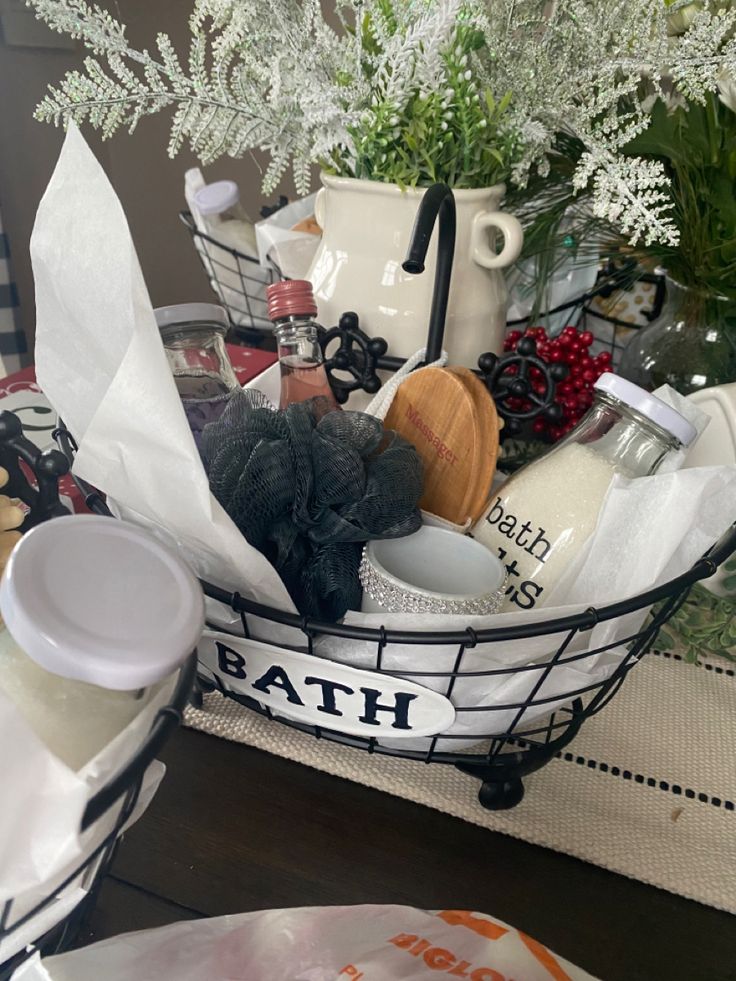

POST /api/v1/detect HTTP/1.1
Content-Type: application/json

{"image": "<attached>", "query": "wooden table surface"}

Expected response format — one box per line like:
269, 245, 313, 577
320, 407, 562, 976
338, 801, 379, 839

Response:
77, 726, 736, 981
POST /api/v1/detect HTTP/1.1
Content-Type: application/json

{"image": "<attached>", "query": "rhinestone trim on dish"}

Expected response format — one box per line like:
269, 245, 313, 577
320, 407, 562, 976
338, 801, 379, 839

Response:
359, 548, 507, 616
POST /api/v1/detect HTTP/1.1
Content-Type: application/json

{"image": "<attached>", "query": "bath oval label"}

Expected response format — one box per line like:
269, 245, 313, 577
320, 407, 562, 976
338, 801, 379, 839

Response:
197, 630, 456, 739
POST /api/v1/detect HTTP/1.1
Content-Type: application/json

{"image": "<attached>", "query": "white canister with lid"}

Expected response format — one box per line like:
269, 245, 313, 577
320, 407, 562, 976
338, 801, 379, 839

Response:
0, 515, 204, 770
472, 374, 698, 613
193, 180, 258, 256
684, 382, 736, 469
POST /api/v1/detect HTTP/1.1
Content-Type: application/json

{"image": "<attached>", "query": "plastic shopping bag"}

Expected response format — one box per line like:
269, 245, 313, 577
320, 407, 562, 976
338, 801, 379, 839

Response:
14, 904, 597, 980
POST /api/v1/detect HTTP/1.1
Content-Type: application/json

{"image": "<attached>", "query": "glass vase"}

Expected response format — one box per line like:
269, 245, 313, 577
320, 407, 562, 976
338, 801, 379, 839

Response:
618, 278, 736, 394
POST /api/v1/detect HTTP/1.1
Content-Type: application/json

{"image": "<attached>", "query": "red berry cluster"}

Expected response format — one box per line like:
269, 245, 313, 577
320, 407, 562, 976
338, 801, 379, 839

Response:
503, 325, 613, 441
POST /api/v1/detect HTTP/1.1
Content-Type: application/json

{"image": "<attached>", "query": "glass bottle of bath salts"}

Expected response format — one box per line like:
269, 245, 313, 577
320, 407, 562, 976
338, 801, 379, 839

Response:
0, 516, 203, 771
472, 374, 697, 612
267, 280, 340, 414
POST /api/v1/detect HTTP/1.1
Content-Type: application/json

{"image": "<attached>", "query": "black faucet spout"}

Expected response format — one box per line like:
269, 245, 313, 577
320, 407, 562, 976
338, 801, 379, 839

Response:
402, 182, 456, 363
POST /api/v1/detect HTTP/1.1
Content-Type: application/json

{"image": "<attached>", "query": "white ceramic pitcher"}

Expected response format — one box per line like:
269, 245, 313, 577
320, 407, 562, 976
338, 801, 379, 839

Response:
307, 174, 523, 367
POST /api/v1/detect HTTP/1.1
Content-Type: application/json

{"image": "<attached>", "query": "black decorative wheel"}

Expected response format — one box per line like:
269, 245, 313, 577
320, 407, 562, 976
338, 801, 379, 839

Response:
319, 312, 388, 404
477, 336, 568, 437
0, 411, 71, 529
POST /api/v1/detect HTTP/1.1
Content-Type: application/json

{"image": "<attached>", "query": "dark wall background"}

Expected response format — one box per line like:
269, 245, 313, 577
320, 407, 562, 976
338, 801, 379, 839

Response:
0, 0, 298, 350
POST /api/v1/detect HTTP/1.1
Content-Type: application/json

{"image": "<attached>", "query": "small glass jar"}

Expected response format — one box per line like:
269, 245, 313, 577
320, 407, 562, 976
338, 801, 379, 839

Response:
0, 516, 203, 771
472, 374, 697, 612
266, 280, 339, 414
155, 303, 240, 439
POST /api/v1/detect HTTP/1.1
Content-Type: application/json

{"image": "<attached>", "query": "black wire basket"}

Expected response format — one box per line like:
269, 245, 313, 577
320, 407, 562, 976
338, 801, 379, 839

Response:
52, 443, 736, 814
0, 411, 196, 979
180, 211, 279, 348
56, 184, 734, 813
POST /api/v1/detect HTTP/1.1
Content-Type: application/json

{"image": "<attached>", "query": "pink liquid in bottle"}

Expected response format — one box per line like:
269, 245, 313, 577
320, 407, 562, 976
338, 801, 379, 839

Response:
279, 357, 339, 412
267, 279, 341, 417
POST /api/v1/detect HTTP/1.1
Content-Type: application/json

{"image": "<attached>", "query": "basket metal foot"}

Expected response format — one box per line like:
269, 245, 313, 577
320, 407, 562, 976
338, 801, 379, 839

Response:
478, 778, 525, 811
190, 674, 216, 709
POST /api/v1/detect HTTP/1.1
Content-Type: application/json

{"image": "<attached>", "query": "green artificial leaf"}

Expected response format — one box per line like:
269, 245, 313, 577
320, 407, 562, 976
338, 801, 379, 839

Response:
718, 238, 736, 265
625, 99, 687, 163
712, 170, 736, 212
652, 580, 736, 666
656, 627, 676, 650
680, 100, 715, 165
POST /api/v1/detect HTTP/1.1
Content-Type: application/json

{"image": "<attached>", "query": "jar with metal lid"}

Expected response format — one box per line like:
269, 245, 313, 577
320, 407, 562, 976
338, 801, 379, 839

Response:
0, 515, 203, 770
155, 303, 240, 440
472, 373, 699, 612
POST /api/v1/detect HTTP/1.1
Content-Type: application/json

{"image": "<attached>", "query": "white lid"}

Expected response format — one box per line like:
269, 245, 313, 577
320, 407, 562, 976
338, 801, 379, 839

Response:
0, 515, 204, 691
154, 303, 228, 332
193, 180, 240, 215
594, 373, 698, 447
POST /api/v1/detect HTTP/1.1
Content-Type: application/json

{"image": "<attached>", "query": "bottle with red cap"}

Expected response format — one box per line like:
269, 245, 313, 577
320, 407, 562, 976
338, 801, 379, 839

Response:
266, 280, 340, 414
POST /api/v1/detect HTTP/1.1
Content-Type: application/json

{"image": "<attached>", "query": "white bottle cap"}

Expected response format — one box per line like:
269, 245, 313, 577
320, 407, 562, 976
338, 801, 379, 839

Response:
0, 516, 204, 691
594, 373, 698, 447
154, 303, 229, 335
193, 180, 240, 216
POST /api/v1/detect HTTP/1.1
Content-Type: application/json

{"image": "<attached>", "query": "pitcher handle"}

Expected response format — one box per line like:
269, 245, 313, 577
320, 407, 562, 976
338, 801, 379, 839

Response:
472, 210, 523, 270
314, 187, 326, 229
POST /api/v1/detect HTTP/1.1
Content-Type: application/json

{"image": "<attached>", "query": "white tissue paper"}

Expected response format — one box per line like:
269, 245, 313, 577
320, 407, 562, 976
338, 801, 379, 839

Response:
255, 193, 320, 279
32, 126, 299, 647
0, 676, 174, 965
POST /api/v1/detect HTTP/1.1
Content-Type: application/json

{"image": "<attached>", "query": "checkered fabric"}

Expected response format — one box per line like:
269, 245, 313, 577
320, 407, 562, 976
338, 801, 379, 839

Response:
0, 204, 28, 377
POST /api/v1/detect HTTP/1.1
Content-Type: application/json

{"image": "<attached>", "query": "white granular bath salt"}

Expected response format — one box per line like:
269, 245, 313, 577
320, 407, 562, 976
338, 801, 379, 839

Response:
0, 628, 157, 771
472, 442, 617, 612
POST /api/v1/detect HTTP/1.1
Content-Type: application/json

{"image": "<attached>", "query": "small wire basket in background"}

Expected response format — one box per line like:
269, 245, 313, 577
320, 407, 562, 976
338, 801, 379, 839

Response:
179, 212, 280, 348
180, 204, 664, 367
507, 262, 666, 371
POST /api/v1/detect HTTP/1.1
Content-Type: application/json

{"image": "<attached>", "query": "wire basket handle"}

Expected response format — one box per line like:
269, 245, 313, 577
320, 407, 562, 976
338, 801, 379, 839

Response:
402, 183, 456, 363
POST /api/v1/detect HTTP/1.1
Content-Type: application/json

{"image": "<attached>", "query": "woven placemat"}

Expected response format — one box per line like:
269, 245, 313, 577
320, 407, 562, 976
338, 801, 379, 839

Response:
184, 650, 736, 914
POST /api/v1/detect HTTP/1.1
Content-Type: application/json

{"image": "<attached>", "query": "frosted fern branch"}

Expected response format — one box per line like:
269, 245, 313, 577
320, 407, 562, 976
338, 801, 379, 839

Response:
25, 0, 736, 242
